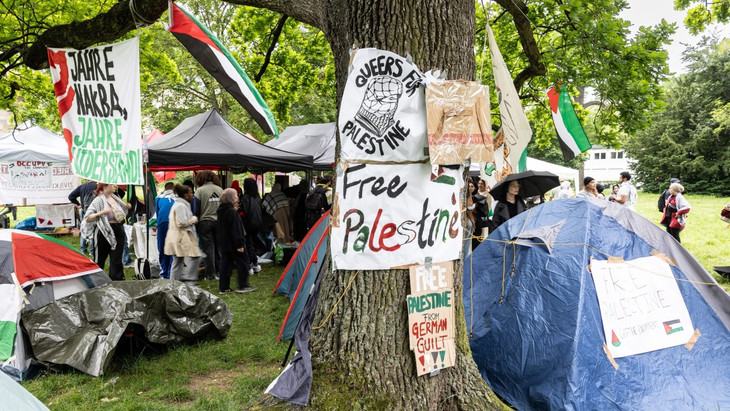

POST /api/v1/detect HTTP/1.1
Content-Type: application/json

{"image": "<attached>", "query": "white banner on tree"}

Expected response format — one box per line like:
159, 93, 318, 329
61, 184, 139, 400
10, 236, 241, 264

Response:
331, 162, 463, 270
0, 162, 78, 205
35, 204, 76, 228
591, 256, 694, 358
47, 37, 143, 185
338, 48, 428, 162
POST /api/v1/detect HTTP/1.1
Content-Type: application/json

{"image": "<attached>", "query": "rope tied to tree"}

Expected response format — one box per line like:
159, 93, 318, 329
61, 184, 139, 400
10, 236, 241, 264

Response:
129, 0, 157, 27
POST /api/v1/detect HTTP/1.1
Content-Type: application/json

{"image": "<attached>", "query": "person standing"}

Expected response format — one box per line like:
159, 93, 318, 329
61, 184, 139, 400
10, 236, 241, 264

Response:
490, 180, 527, 233
69, 180, 97, 255
660, 182, 691, 243
155, 182, 175, 279
576, 177, 601, 199
262, 183, 293, 244
165, 184, 201, 284
240, 178, 263, 274
615, 171, 638, 210
217, 188, 254, 293
195, 171, 223, 280
658, 178, 680, 212
83, 183, 131, 281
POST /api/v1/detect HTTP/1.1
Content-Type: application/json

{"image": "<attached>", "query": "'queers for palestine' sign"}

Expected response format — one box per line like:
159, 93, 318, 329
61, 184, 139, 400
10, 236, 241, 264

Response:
338, 48, 428, 162
331, 162, 463, 270
48, 38, 143, 185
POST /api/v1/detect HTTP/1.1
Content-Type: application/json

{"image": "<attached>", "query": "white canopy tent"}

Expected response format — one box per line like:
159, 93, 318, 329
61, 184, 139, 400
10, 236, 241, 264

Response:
469, 157, 579, 185
0, 126, 78, 206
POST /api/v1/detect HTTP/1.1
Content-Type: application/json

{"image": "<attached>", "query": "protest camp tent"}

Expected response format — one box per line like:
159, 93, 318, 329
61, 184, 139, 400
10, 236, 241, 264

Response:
0, 229, 110, 381
265, 123, 336, 171
468, 157, 580, 184
0, 125, 79, 205
147, 109, 313, 172
464, 198, 730, 410
273, 212, 330, 342
0, 125, 69, 163
0, 370, 48, 410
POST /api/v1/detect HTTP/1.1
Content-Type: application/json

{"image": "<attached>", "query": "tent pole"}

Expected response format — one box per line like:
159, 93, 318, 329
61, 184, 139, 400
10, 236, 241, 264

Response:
145, 164, 150, 264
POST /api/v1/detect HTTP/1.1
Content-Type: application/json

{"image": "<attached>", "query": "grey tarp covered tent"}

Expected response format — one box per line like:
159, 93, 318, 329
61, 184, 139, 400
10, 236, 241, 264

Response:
147, 109, 313, 172
21, 280, 233, 377
265, 123, 335, 170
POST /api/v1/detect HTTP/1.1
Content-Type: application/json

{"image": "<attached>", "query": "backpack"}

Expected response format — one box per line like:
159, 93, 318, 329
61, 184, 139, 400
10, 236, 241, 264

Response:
239, 195, 263, 232
305, 186, 329, 230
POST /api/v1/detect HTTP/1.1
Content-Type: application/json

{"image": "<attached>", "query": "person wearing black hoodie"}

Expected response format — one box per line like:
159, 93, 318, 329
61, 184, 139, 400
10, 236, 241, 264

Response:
216, 188, 254, 293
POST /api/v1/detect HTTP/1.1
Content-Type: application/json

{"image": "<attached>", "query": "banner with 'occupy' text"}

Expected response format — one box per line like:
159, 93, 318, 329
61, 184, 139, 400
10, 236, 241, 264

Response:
47, 38, 143, 185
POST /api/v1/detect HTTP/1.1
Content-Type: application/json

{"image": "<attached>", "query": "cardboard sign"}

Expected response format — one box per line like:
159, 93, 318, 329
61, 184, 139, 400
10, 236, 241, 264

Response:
407, 261, 456, 376
426, 80, 493, 165
331, 162, 463, 270
338, 48, 428, 162
48, 38, 143, 185
0, 162, 78, 205
591, 256, 694, 358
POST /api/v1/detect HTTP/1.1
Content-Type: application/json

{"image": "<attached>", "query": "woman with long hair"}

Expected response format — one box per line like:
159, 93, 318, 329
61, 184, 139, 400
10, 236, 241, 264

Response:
83, 183, 131, 280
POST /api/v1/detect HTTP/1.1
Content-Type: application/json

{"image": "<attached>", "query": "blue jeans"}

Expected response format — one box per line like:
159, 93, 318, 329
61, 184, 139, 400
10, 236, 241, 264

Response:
157, 221, 172, 278
80, 236, 95, 256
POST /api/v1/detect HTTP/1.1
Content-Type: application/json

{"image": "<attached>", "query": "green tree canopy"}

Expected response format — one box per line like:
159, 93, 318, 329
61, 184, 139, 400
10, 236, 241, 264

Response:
624, 36, 730, 194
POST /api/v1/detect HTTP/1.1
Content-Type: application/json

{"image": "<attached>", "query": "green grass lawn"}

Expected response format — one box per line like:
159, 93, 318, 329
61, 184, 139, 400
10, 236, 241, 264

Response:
10, 192, 730, 408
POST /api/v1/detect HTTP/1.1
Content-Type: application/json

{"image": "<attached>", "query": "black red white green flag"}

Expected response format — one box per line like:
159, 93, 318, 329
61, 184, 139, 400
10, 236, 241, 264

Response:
547, 86, 591, 162
167, 1, 278, 136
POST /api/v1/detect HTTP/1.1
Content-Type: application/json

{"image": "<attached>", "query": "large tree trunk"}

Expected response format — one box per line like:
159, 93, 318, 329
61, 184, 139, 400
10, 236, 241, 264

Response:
302, 1, 501, 408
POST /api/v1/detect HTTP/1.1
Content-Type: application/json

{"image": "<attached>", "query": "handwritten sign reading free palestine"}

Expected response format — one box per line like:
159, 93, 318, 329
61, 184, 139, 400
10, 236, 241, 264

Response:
591, 256, 694, 358
48, 38, 143, 185
407, 261, 456, 376
331, 162, 463, 270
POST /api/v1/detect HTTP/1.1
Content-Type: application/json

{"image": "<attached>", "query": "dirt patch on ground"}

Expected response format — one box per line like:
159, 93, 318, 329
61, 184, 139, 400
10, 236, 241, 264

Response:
189, 368, 246, 394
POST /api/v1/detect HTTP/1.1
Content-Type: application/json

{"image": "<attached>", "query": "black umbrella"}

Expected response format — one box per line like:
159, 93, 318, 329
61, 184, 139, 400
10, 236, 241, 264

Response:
489, 170, 560, 202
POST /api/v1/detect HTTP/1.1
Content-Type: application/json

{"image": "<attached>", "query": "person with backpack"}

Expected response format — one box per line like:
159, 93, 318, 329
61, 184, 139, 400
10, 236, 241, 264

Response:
69, 180, 98, 255
239, 178, 263, 275
195, 171, 223, 280
658, 178, 680, 212
155, 182, 176, 279
305, 175, 333, 231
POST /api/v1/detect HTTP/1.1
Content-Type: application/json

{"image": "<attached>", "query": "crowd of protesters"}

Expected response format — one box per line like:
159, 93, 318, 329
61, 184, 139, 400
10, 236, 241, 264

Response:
74, 173, 333, 294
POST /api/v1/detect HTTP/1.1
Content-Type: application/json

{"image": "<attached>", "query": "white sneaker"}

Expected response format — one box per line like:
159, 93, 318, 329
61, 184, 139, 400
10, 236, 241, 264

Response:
253, 264, 262, 273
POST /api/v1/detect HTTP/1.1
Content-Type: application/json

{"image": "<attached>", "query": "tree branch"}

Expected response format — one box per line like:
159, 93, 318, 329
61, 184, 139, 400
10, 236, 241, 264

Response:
493, 0, 546, 92
223, 0, 325, 30
254, 14, 288, 82
22, 0, 168, 70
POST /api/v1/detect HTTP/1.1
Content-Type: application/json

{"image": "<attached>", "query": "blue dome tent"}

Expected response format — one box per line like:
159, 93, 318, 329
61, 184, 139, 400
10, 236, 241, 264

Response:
464, 198, 730, 409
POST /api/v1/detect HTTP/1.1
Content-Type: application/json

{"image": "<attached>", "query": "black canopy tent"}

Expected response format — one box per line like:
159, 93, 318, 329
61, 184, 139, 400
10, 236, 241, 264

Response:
265, 122, 336, 171
147, 109, 313, 172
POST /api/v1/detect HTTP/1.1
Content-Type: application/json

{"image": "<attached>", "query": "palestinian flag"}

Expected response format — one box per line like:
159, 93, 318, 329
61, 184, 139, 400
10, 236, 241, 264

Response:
547, 86, 591, 162
0, 230, 104, 362
663, 319, 684, 335
167, 2, 278, 137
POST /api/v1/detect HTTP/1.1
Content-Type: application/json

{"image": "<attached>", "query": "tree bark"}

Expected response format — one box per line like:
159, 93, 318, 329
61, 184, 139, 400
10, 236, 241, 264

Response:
297, 0, 500, 408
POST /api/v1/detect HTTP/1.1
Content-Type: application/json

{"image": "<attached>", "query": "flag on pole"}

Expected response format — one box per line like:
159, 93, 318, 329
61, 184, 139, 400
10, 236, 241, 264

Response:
547, 86, 591, 162
487, 23, 532, 173
167, 1, 278, 137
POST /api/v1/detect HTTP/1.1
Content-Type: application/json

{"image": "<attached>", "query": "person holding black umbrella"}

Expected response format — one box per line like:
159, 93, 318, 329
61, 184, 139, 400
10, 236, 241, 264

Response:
490, 180, 527, 233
